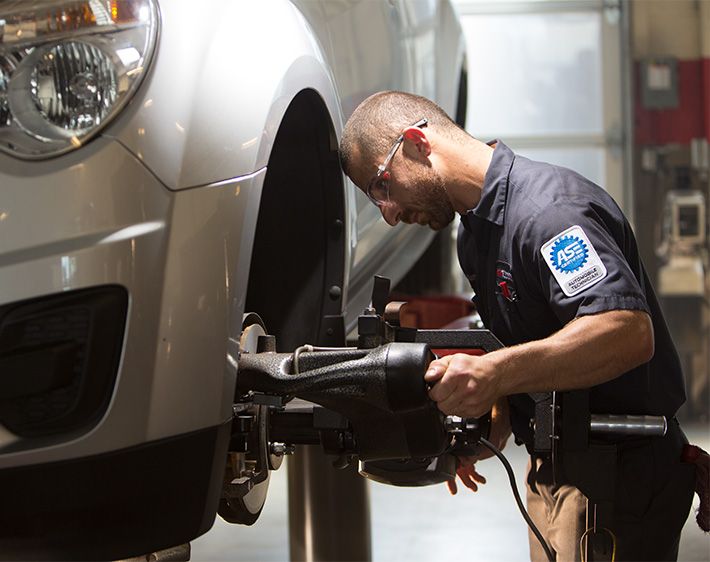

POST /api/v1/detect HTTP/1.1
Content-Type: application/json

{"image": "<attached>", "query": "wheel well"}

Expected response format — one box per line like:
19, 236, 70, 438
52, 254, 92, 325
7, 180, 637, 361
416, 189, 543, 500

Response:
245, 89, 345, 351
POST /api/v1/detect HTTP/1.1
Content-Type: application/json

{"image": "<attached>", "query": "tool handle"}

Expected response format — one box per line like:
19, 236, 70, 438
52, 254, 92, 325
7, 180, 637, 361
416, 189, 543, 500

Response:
589, 414, 667, 436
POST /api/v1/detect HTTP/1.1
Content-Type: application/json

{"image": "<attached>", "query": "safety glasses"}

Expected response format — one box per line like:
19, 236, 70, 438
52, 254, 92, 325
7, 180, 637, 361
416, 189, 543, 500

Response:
365, 118, 428, 206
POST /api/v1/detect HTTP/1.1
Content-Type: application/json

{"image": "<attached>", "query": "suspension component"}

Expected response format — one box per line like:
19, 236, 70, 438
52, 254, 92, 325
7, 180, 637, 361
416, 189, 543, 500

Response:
223, 278, 503, 524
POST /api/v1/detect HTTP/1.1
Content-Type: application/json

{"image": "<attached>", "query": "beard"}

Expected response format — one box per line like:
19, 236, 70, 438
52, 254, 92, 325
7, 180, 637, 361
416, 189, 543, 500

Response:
402, 166, 455, 231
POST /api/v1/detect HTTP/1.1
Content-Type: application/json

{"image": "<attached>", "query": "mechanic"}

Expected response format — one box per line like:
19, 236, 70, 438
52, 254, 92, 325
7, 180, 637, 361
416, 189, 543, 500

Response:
339, 91, 696, 561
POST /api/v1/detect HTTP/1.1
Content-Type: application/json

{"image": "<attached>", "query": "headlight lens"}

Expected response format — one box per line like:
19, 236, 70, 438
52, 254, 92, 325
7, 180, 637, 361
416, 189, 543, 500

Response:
0, 0, 159, 159
32, 41, 119, 131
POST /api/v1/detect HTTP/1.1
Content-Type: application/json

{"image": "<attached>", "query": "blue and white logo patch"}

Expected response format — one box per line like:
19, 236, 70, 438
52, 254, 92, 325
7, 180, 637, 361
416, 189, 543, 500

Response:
540, 225, 607, 297
549, 235, 588, 273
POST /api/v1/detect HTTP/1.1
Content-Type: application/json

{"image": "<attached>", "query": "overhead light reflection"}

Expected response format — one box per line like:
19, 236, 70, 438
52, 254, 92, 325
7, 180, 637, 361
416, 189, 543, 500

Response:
138, 5, 150, 21
98, 221, 164, 244
241, 137, 258, 150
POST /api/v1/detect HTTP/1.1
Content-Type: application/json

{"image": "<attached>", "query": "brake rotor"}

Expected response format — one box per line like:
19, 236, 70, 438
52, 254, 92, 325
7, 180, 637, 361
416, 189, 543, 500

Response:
218, 313, 275, 525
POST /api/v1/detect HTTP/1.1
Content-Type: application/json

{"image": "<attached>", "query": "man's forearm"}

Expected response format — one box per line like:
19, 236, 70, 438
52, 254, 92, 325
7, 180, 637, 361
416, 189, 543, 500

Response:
489, 309, 654, 397
425, 309, 654, 418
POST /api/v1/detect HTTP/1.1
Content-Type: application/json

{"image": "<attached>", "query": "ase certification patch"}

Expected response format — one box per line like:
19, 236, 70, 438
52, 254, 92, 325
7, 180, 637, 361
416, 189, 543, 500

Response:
540, 225, 607, 297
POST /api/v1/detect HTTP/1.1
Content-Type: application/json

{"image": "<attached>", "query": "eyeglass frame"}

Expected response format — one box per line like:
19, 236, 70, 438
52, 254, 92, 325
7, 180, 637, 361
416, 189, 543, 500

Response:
365, 117, 428, 206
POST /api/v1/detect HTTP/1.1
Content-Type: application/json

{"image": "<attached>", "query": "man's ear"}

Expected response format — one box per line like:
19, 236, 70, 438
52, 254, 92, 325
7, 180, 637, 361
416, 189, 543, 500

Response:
401, 126, 431, 160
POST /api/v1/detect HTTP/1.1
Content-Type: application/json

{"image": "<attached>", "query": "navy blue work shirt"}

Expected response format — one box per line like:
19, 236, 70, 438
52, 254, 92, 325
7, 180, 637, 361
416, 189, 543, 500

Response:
457, 141, 686, 448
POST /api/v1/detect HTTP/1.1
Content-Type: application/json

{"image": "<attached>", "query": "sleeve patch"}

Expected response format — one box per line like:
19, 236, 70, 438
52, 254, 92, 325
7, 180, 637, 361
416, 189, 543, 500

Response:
540, 225, 607, 297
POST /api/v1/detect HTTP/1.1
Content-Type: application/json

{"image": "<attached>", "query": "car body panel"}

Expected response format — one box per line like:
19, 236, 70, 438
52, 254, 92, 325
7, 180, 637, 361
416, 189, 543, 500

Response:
101, 0, 465, 333
0, 140, 269, 467
0, 138, 170, 464
108, 0, 340, 190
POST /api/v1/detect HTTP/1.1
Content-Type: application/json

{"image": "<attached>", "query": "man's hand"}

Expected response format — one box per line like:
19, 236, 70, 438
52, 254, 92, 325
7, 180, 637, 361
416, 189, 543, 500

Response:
447, 456, 486, 495
424, 353, 502, 418
444, 399, 512, 496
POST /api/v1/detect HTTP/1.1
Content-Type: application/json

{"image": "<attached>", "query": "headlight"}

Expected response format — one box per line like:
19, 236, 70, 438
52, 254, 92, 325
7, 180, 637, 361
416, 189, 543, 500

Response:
0, 0, 159, 159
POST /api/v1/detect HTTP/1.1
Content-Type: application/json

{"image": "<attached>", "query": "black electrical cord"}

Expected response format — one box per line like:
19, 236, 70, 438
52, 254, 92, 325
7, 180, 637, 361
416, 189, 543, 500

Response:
479, 437, 555, 562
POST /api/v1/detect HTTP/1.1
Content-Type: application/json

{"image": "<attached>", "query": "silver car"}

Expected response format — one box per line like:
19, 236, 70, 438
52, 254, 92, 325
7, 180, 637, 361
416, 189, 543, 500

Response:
0, 0, 466, 559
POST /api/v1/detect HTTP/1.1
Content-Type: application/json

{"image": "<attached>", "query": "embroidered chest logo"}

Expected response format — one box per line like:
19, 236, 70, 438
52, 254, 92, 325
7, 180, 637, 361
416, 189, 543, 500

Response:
496, 262, 517, 302
541, 225, 608, 297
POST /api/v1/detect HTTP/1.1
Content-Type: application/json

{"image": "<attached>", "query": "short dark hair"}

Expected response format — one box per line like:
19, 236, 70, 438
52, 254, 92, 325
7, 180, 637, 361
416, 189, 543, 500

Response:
339, 91, 468, 178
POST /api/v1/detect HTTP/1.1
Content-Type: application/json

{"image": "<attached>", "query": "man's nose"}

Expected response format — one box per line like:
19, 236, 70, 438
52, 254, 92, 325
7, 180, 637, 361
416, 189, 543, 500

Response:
380, 202, 401, 226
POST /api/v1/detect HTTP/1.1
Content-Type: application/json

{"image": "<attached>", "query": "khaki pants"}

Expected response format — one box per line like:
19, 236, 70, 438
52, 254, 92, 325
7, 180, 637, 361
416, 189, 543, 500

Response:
526, 420, 695, 562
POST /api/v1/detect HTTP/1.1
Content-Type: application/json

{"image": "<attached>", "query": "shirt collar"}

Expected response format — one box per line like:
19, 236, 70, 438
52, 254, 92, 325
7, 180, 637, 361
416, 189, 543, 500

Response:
466, 140, 515, 226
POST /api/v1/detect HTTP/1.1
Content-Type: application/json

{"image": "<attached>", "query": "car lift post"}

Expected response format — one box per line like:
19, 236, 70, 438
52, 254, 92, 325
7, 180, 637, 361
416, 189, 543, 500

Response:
286, 311, 371, 562
287, 447, 371, 562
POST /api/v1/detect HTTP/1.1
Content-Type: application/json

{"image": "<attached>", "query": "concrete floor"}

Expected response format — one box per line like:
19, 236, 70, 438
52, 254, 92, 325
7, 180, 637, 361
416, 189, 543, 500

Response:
191, 423, 710, 561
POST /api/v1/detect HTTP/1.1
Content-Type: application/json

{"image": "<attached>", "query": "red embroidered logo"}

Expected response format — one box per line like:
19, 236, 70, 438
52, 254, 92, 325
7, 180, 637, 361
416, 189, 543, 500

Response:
496, 264, 517, 302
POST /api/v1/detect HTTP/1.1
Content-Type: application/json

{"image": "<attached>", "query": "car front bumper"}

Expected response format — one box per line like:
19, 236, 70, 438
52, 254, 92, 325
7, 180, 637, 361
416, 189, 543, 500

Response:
0, 137, 266, 559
